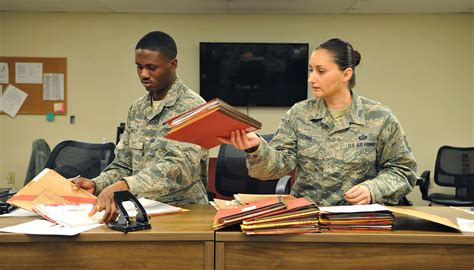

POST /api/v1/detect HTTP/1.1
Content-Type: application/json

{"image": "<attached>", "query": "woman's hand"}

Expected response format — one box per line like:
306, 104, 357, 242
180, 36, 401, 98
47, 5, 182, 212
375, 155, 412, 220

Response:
217, 130, 261, 151
344, 184, 372, 205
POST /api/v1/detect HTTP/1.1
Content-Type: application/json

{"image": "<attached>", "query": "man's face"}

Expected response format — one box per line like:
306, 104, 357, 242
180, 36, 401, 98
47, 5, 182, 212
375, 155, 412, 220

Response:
135, 49, 177, 98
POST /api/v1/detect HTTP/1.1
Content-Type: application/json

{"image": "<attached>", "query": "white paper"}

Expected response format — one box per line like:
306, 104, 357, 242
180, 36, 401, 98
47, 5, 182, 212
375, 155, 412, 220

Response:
456, 218, 474, 232
319, 204, 390, 213
0, 84, 28, 117
43, 73, 64, 100
0, 62, 8, 84
34, 204, 102, 227
0, 219, 103, 236
123, 197, 182, 216
33, 198, 181, 227
0, 208, 40, 217
15, 62, 43, 84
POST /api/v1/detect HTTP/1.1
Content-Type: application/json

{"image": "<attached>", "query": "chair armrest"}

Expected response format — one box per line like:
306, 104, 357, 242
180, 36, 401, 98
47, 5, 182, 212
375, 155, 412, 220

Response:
418, 170, 431, 200
275, 175, 292, 195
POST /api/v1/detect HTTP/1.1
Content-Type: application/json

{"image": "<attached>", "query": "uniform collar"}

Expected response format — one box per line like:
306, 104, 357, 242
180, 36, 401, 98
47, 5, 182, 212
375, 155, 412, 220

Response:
144, 76, 184, 120
310, 90, 366, 126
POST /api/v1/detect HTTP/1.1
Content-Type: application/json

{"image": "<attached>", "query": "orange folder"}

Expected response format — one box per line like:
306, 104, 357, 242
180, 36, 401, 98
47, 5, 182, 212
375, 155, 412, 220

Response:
165, 98, 262, 149
213, 197, 286, 230
7, 169, 96, 212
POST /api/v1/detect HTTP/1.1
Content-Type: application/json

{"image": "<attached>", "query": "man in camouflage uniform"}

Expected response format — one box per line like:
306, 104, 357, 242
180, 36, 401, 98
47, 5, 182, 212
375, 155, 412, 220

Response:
246, 91, 417, 206
74, 31, 208, 222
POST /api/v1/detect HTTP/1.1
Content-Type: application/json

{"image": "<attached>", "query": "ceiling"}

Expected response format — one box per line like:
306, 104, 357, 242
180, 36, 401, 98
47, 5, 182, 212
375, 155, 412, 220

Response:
0, 0, 473, 15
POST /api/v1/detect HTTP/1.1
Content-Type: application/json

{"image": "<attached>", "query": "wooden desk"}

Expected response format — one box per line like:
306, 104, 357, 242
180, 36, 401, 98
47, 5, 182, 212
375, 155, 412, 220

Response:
215, 207, 474, 270
0, 205, 215, 270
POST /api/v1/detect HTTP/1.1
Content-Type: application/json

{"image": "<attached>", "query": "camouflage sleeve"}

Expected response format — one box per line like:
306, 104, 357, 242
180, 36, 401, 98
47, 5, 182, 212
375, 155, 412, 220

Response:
246, 108, 298, 180
360, 114, 418, 204
122, 140, 207, 201
92, 106, 134, 193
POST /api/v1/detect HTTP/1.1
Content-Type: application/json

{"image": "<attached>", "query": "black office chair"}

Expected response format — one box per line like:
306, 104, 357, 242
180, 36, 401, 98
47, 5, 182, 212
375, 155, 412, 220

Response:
213, 134, 291, 199
44, 140, 116, 179
116, 122, 126, 145
418, 145, 474, 206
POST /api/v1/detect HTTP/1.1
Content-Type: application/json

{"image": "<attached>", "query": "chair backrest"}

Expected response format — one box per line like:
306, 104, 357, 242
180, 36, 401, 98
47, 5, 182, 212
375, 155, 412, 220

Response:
24, 138, 51, 186
434, 145, 474, 199
44, 140, 115, 179
215, 134, 280, 197
116, 122, 125, 145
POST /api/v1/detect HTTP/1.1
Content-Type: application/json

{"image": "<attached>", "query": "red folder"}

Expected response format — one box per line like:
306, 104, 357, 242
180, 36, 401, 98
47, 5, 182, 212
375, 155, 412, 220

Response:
213, 197, 286, 229
165, 99, 261, 149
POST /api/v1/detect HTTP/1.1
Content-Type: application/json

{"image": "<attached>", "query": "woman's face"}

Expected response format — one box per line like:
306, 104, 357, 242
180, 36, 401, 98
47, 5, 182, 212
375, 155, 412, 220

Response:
308, 48, 351, 99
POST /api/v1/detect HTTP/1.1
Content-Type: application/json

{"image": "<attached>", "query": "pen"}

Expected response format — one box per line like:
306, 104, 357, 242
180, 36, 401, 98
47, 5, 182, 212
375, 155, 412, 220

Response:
70, 175, 81, 181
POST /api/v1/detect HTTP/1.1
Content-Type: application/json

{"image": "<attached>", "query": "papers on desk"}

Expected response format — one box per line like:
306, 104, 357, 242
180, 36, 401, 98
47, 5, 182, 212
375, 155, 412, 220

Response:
0, 208, 40, 217
0, 198, 184, 236
33, 198, 184, 227
213, 196, 320, 235
0, 219, 103, 236
210, 193, 295, 210
319, 204, 394, 231
456, 218, 474, 232
7, 168, 96, 212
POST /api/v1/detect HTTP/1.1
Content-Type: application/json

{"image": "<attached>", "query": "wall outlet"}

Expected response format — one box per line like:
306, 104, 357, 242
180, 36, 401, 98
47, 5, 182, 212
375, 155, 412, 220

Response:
7, 172, 15, 185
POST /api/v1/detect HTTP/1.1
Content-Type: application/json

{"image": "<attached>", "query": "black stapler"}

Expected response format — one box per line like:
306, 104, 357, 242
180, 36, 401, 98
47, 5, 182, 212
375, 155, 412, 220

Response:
107, 190, 151, 233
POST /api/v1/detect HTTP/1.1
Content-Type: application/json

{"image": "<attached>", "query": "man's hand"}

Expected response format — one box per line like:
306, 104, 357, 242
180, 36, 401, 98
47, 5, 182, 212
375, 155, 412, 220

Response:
88, 180, 130, 223
217, 130, 260, 151
344, 185, 372, 205
71, 177, 96, 194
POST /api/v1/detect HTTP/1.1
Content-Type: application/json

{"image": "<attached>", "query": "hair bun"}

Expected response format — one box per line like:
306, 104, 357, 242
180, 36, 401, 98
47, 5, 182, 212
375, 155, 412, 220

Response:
354, 50, 361, 66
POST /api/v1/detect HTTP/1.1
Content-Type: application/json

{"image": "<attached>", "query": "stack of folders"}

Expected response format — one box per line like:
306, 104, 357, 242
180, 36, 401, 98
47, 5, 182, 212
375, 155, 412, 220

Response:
318, 204, 394, 232
213, 196, 320, 235
164, 98, 262, 149
240, 197, 320, 235
213, 197, 286, 230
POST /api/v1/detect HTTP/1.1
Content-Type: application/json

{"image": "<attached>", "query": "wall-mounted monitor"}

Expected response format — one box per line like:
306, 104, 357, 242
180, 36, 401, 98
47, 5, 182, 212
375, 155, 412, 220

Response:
199, 42, 309, 107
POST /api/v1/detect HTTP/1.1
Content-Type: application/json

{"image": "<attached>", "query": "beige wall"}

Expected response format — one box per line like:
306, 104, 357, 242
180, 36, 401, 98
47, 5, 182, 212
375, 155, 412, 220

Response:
0, 14, 4, 182
0, 13, 473, 205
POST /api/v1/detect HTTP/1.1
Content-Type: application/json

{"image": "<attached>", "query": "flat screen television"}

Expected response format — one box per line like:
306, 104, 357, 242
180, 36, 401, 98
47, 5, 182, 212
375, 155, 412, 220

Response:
199, 42, 309, 107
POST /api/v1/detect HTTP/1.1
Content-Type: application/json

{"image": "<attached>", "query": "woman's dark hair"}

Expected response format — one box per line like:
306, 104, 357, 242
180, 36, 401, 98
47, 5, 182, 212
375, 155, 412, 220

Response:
316, 38, 361, 89
135, 31, 177, 59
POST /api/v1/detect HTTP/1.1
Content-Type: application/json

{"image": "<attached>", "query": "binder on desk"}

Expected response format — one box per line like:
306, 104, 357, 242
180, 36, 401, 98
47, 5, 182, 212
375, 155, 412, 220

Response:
165, 98, 262, 149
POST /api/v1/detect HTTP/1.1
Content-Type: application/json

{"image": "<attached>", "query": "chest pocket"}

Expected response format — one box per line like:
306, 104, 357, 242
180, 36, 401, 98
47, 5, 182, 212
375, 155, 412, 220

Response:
297, 138, 321, 160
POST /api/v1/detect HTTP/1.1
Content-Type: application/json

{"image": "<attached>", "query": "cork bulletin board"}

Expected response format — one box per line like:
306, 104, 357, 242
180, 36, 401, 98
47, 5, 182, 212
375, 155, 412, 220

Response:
0, 56, 67, 115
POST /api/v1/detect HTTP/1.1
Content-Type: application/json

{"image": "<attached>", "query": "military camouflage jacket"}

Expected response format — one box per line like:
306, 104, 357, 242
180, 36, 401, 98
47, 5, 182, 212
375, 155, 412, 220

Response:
93, 77, 209, 205
247, 91, 417, 206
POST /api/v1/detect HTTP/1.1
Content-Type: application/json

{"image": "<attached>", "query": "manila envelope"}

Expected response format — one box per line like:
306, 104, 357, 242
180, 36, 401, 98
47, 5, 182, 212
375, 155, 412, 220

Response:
7, 168, 97, 212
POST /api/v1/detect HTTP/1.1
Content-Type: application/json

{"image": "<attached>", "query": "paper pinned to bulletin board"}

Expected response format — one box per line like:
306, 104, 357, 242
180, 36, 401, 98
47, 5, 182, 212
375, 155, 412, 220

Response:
0, 84, 28, 117
0, 57, 67, 115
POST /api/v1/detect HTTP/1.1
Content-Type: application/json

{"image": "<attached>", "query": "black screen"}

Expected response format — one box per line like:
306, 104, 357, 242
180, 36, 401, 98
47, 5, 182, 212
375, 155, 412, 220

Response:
200, 42, 308, 107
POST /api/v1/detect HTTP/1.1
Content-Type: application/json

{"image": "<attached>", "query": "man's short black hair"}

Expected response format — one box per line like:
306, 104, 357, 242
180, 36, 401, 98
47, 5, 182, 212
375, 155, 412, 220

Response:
135, 31, 177, 59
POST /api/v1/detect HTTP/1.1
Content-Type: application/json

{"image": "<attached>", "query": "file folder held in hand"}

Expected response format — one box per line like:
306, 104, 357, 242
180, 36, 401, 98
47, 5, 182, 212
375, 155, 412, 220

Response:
164, 98, 262, 149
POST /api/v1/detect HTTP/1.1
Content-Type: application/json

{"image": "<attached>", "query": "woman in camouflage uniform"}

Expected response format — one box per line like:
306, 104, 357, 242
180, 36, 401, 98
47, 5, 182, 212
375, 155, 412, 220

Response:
219, 38, 417, 206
